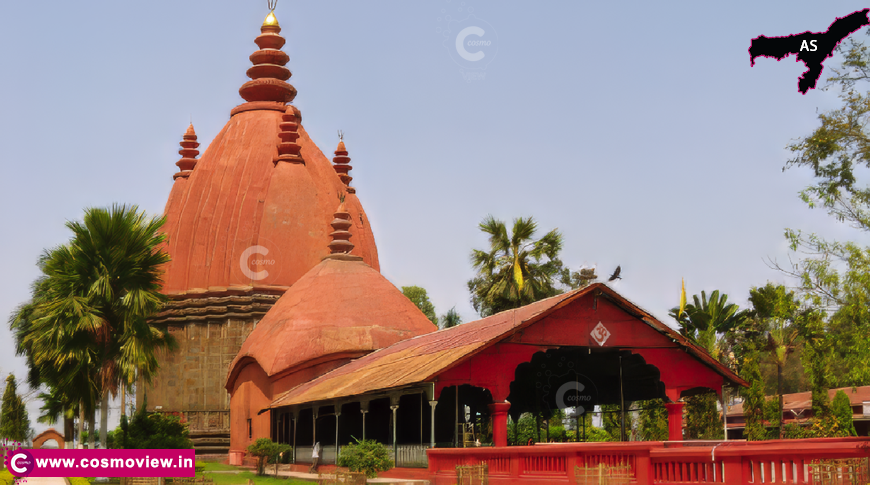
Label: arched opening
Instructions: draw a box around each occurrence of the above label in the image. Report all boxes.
[507,347,666,442]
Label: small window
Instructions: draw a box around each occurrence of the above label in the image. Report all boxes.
[247,419,252,439]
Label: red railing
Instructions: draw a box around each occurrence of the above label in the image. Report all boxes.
[426,437,870,484]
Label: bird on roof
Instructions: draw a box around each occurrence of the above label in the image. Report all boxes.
[608,265,622,281]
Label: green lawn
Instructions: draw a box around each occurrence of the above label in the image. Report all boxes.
[201,463,242,472]
[204,471,314,485]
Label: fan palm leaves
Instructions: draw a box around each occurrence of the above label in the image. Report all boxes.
[468,215,564,316]
[12,204,175,449]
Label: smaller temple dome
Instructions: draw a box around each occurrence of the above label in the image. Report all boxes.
[226,256,436,386]
[226,201,434,387]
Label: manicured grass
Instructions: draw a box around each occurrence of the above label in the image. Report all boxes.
[201,462,241,472]
[204,471,314,485]
[0,469,14,485]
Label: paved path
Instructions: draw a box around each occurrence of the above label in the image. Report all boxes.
[15,478,68,485]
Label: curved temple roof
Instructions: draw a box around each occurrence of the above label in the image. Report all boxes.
[160,13,379,296]
[226,256,437,386]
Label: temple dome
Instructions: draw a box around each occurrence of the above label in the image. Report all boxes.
[226,256,436,386]
[160,13,378,296]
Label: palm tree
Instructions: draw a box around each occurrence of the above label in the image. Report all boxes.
[468,216,564,317]
[747,284,803,439]
[440,307,462,329]
[22,205,175,450]
[669,290,749,359]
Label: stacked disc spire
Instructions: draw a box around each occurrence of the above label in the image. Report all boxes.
[174,124,200,180]
[239,12,297,104]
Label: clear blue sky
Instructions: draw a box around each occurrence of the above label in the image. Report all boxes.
[1,0,867,435]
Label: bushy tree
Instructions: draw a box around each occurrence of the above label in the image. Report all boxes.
[246,438,291,476]
[337,438,394,478]
[401,286,438,326]
[0,374,30,443]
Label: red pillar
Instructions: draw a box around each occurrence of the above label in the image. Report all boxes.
[664,402,684,442]
[488,402,511,447]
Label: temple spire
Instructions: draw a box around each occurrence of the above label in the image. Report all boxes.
[327,198,359,258]
[173,124,200,180]
[238,8,296,105]
[333,131,355,193]
[275,106,303,165]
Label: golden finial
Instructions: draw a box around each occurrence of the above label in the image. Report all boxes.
[264,0,279,26]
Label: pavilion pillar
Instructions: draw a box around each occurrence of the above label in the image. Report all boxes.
[428,400,438,448]
[334,404,341,464]
[390,395,400,459]
[291,412,297,464]
[488,402,511,448]
[665,402,684,442]
[312,408,318,447]
[360,401,369,440]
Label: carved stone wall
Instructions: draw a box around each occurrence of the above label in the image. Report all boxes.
[137,292,281,433]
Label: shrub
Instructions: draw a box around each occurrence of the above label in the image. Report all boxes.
[337,438,394,478]
[124,408,193,449]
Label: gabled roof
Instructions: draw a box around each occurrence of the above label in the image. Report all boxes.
[268,283,748,409]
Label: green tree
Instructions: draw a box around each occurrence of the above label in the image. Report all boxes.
[0,374,30,443]
[668,289,749,360]
[831,390,857,436]
[439,307,462,329]
[740,349,768,441]
[775,38,870,388]
[246,438,290,476]
[636,399,668,441]
[401,286,438,326]
[20,205,175,451]
[747,284,808,439]
[468,216,565,317]
[683,393,722,440]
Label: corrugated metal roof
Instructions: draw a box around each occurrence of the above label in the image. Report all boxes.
[268,283,747,410]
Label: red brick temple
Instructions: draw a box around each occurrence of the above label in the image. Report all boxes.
[145,7,870,484]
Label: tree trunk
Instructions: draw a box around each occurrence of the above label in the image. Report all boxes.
[64,414,75,449]
[777,363,784,439]
[78,402,85,449]
[100,390,109,449]
[88,408,96,450]
[120,385,126,420]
